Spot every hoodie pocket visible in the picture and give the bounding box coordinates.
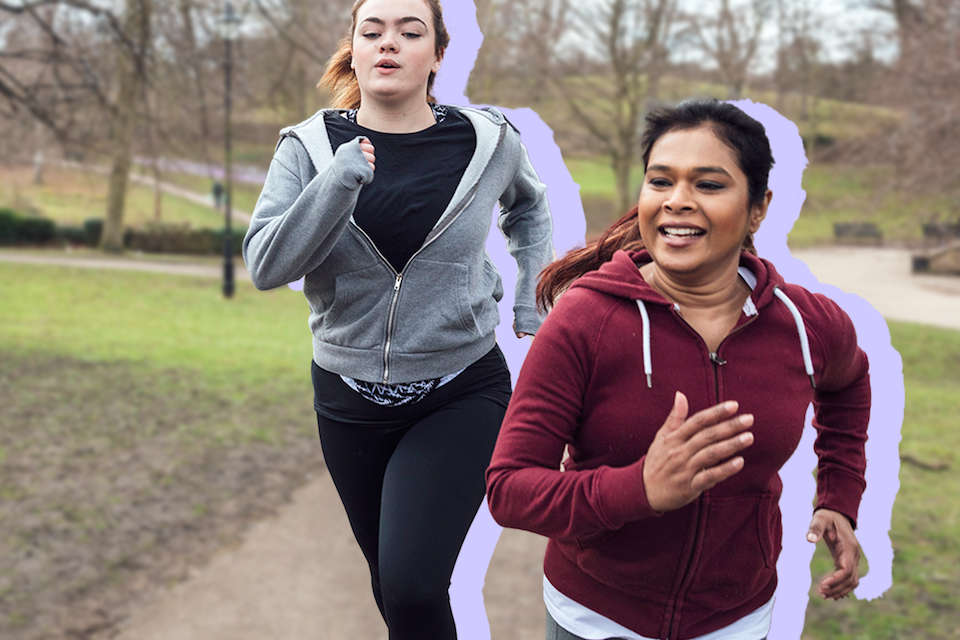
[393,259,499,354]
[685,494,778,602]
[318,265,391,350]
[568,516,689,596]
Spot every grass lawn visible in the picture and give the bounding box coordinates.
[0,263,318,638]
[801,321,960,639]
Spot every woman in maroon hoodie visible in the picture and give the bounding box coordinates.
[486,101,869,640]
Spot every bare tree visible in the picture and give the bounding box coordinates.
[685,0,772,99]
[503,0,676,216]
[101,0,152,252]
[773,0,825,157]
[861,0,960,203]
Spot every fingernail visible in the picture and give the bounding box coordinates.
[739,414,753,425]
[739,432,753,444]
[732,457,743,468]
[807,532,817,542]
[724,401,737,411]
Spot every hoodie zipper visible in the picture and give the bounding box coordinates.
[350,112,505,383]
[350,184,480,383]
[664,312,758,638]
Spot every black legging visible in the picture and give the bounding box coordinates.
[314,350,510,639]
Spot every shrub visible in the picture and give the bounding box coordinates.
[212,227,247,256]
[126,222,214,254]
[0,208,57,246]
[56,224,89,245]
[18,217,56,244]
[83,218,104,247]
[0,208,18,245]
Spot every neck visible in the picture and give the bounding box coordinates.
[356,97,436,133]
[640,259,748,312]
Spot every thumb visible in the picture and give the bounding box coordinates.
[807,514,825,543]
[663,391,689,433]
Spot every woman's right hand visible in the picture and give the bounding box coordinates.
[359,138,376,173]
[642,391,754,513]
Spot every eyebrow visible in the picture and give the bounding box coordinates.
[646,164,733,177]
[359,16,428,28]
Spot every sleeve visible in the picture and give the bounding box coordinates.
[242,134,374,290]
[807,292,871,528]
[485,291,660,543]
[496,131,555,335]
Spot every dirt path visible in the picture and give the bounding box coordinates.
[791,246,960,331]
[7,245,959,639]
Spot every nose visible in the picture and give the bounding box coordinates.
[663,182,695,213]
[379,33,398,53]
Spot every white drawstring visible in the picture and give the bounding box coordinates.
[635,286,817,390]
[635,300,652,388]
[773,286,817,389]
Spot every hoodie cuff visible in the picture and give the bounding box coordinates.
[332,136,375,189]
[513,304,544,336]
[815,469,865,529]
[596,456,662,526]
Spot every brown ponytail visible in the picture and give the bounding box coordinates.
[317,0,451,110]
[536,207,645,312]
[319,36,363,110]
[535,206,759,312]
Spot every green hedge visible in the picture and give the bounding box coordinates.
[125,222,245,255]
[0,210,245,255]
[0,208,56,245]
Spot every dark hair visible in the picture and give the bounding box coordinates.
[318,0,451,110]
[641,100,773,208]
[537,100,774,311]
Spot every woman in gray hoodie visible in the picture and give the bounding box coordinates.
[242,0,553,637]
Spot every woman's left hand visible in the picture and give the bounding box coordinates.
[807,508,861,600]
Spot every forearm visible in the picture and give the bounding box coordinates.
[243,136,373,290]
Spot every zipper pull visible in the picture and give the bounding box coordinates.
[709,352,727,366]
[394,274,402,291]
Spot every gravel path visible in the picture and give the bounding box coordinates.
[791,246,960,331]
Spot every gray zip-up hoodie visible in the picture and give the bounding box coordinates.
[243,106,554,384]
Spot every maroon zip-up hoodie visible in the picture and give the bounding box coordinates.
[486,250,870,640]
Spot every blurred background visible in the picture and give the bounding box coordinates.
[0,0,958,639]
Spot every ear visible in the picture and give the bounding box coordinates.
[433,47,444,71]
[748,189,772,234]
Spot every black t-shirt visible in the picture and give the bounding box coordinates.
[324,106,476,273]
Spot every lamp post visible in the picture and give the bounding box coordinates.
[219,2,241,298]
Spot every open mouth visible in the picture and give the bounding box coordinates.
[660,226,705,238]
[377,61,399,69]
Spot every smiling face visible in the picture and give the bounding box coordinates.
[638,125,771,282]
[351,0,442,106]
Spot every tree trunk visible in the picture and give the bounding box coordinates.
[101,0,151,253]
[613,151,634,218]
[33,119,44,185]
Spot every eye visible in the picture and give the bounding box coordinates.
[362,31,380,39]
[648,177,671,188]
[403,31,423,39]
[698,181,725,191]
